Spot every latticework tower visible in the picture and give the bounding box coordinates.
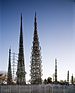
[67,70,69,84]
[7,48,12,84]
[71,74,74,84]
[16,14,26,84]
[55,58,57,83]
[30,13,42,84]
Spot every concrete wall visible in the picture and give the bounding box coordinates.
[0,84,75,93]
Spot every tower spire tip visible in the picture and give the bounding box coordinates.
[35,12,36,17]
[21,13,22,22]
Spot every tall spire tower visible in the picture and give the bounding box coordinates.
[67,70,69,84]
[16,14,26,84]
[30,13,42,84]
[55,58,57,83]
[7,48,12,84]
[71,74,74,84]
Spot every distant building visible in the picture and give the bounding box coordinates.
[0,72,7,84]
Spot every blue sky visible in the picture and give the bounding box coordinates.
[0,0,75,82]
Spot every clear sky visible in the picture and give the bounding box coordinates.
[0,0,75,82]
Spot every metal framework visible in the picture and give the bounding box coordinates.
[30,13,42,84]
[11,52,18,82]
[55,58,57,83]
[16,14,26,84]
[7,48,12,84]
[67,70,69,84]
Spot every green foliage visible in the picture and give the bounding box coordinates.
[43,77,52,84]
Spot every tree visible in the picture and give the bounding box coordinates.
[47,77,52,84]
[73,77,75,84]
[59,80,68,85]
[43,79,47,84]
[43,77,52,84]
